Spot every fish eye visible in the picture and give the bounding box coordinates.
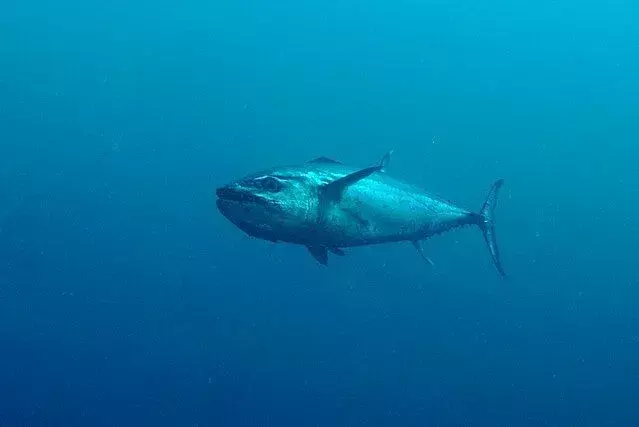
[256,176,283,192]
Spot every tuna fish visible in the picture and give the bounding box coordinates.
[216,152,506,277]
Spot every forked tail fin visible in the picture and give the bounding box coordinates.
[478,179,506,278]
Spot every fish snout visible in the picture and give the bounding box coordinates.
[215,186,228,199]
[216,185,243,201]
[215,185,266,205]
[215,186,237,219]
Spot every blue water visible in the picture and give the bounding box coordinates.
[1,0,638,425]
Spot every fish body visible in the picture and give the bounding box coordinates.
[216,154,505,276]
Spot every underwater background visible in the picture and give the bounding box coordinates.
[1,0,638,425]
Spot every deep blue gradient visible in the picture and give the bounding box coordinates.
[1,0,638,425]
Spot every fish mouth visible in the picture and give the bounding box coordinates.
[216,187,267,205]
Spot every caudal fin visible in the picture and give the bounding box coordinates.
[477,179,506,278]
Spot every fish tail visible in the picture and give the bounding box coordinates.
[476,179,506,278]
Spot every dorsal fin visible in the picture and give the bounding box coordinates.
[308,156,342,165]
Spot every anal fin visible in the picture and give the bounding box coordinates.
[412,241,435,266]
[329,247,346,256]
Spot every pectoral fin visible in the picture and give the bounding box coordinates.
[412,241,434,266]
[318,151,392,223]
[320,151,392,204]
[307,246,329,265]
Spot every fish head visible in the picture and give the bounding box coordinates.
[216,167,316,242]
